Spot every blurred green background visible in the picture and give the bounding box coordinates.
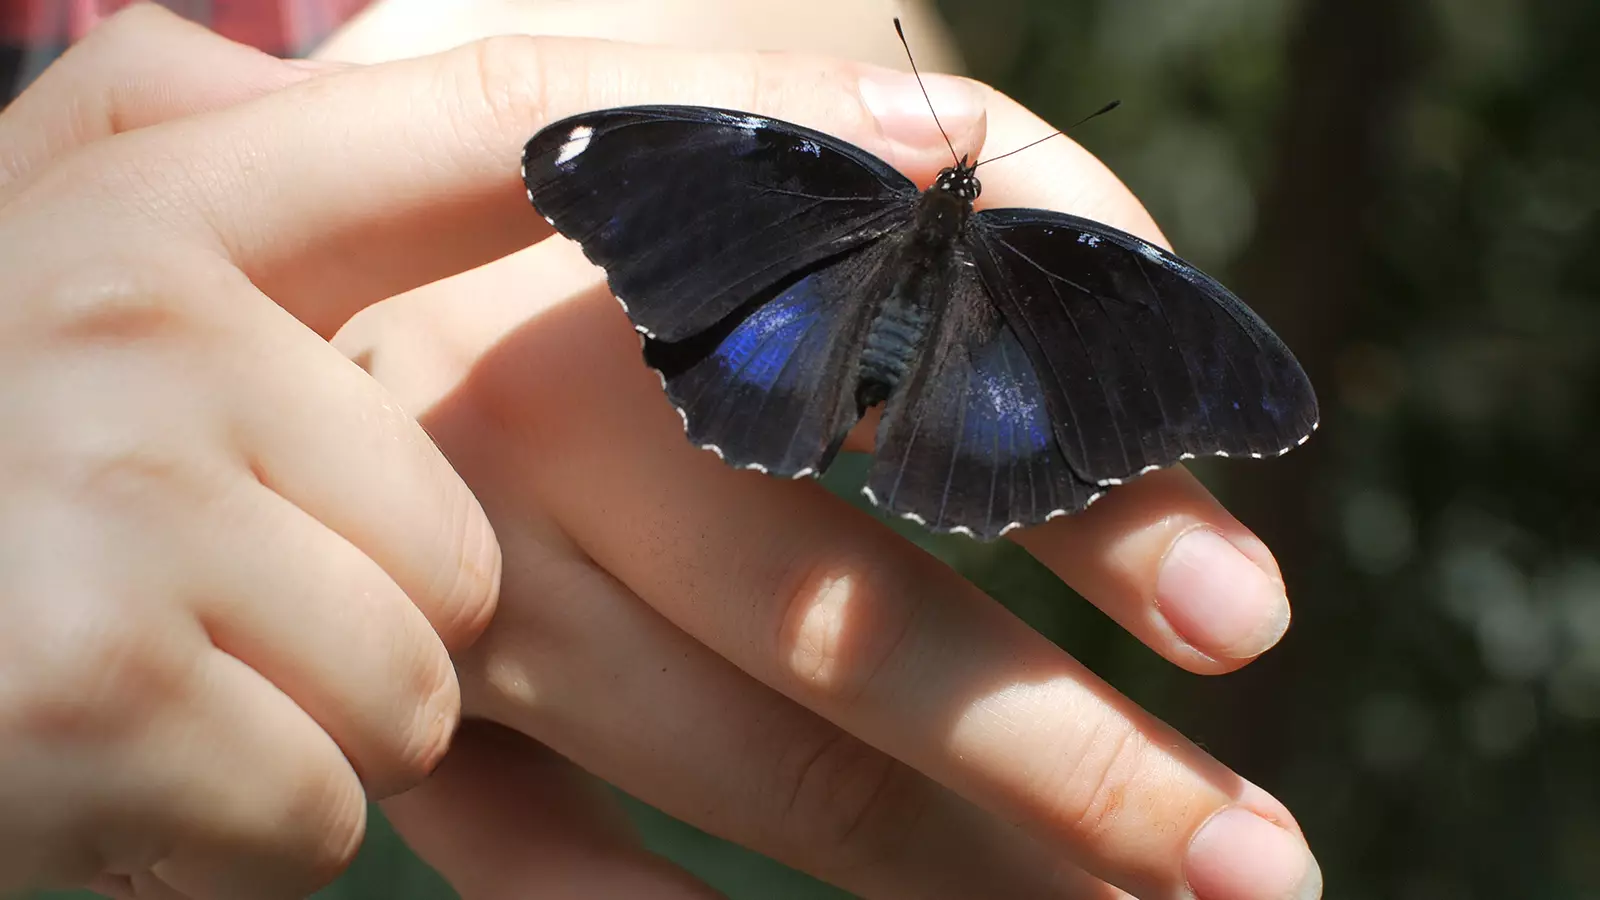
[22,0,1600,896]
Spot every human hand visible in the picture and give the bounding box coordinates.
[0,7,502,897]
[318,15,1324,900]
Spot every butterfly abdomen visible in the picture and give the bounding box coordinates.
[858,300,932,406]
[855,183,972,409]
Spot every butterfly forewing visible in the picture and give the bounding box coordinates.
[968,209,1318,486]
[523,106,918,341]
[868,260,1102,538]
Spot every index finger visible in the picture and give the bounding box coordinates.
[19,35,983,339]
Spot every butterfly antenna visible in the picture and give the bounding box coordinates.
[974,99,1122,169]
[893,17,961,167]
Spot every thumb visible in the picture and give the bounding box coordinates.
[381,723,721,900]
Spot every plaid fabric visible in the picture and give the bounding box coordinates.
[2,0,373,102]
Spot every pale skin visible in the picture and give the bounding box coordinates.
[0,3,1320,899]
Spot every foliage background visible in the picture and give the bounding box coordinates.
[24,0,1600,896]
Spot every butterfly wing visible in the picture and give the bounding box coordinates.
[523,105,918,342]
[967,209,1318,486]
[866,257,1102,539]
[644,239,899,477]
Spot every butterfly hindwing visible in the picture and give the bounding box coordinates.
[867,258,1101,539]
[967,209,1319,486]
[523,105,918,342]
[643,240,898,478]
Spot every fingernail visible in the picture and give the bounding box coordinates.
[1186,807,1323,900]
[858,69,984,152]
[1156,528,1290,660]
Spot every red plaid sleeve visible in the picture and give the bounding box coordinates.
[3,0,374,102]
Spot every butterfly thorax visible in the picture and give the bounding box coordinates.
[855,167,978,409]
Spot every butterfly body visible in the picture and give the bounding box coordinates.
[522,105,1317,540]
[856,161,975,408]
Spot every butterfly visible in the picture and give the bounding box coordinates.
[520,98,1317,540]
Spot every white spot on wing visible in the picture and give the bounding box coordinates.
[1135,241,1167,264]
[556,125,593,167]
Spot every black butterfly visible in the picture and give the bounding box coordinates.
[521,105,1317,540]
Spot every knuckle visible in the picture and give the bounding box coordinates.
[776,559,920,707]
[35,416,216,515]
[426,489,502,651]
[70,442,198,508]
[35,255,191,348]
[451,34,552,154]
[747,49,873,135]
[276,762,367,887]
[26,249,209,352]
[82,2,189,47]
[388,648,460,790]
[776,731,920,871]
[6,610,194,743]
[1041,718,1154,841]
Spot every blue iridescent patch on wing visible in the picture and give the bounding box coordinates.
[969,337,1054,462]
[708,277,823,391]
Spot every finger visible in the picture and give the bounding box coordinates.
[10,620,366,897]
[383,723,721,900]
[142,652,367,899]
[0,4,332,199]
[31,34,985,338]
[841,432,1290,672]
[1014,469,1292,673]
[478,291,1318,899]
[192,478,460,797]
[0,442,351,899]
[228,287,503,655]
[432,485,1120,899]
[312,0,964,73]
[53,247,507,660]
[0,238,497,675]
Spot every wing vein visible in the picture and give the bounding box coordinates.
[938,361,972,528]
